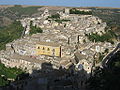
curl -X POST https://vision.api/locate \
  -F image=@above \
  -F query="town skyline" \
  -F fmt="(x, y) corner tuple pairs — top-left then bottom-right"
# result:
(0, 0), (120, 8)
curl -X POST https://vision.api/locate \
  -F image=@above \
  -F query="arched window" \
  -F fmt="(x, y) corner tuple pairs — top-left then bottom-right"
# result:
(47, 48), (50, 51)
(43, 47), (45, 50)
(38, 47), (40, 49)
(52, 49), (55, 55)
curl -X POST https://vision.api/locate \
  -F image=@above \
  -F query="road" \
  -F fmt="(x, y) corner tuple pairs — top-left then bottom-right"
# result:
(101, 43), (120, 68)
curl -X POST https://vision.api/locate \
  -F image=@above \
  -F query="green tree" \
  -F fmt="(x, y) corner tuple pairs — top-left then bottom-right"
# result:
(0, 63), (24, 86)
(48, 13), (60, 19)
(30, 21), (43, 35)
(70, 8), (92, 15)
(87, 30), (117, 43)
(0, 21), (24, 50)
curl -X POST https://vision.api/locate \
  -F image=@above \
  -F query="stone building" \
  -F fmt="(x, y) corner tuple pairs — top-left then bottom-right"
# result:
(64, 8), (70, 14)
(36, 41), (62, 57)
(74, 51), (92, 74)
(41, 8), (50, 18)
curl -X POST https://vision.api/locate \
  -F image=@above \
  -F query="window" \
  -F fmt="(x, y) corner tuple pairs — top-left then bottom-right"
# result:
(47, 48), (50, 51)
(38, 47), (40, 49)
(43, 47), (45, 50)
(52, 49), (55, 55)
(52, 49), (55, 52)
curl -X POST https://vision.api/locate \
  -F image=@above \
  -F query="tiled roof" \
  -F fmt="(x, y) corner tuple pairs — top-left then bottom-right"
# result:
(74, 51), (86, 60)
(37, 41), (60, 47)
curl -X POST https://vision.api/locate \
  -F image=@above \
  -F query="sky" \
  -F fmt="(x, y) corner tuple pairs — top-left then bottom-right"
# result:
(0, 0), (120, 8)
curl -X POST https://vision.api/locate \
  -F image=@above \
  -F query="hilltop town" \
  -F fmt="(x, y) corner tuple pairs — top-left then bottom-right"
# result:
(0, 7), (119, 90)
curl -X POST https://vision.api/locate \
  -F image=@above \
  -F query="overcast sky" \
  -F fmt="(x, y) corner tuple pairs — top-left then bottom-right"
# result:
(0, 0), (120, 8)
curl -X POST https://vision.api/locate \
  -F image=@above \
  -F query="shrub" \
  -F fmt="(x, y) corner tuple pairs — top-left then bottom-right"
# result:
(70, 8), (92, 15)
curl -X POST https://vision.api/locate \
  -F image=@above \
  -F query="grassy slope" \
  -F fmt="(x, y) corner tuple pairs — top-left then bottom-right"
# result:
(92, 8), (120, 35)
(0, 5), (42, 21)
(0, 21), (24, 50)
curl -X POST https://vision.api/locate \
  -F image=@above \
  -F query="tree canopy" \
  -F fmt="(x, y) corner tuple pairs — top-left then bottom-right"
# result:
(70, 8), (92, 15)
(86, 30), (117, 44)
(0, 63), (24, 86)
(30, 21), (43, 35)
(0, 21), (24, 50)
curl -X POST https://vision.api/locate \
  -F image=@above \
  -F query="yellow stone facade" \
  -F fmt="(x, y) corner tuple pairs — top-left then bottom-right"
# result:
(36, 42), (61, 57)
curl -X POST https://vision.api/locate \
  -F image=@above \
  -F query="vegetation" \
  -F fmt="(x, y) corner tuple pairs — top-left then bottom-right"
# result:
(0, 63), (24, 86)
(98, 53), (105, 62)
(96, 49), (109, 63)
(48, 13), (60, 19)
(115, 61), (120, 67)
(8, 5), (41, 16)
(30, 21), (43, 35)
(87, 67), (120, 90)
(55, 19), (70, 23)
(0, 5), (42, 20)
(0, 16), (13, 27)
(87, 50), (120, 90)
(70, 8), (92, 15)
(109, 51), (120, 69)
(86, 30), (117, 43)
(0, 5), (42, 28)
(92, 8), (120, 35)
(0, 21), (24, 50)
(48, 13), (70, 23)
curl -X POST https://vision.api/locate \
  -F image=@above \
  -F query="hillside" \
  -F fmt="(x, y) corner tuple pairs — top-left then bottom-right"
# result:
(0, 5), (120, 49)
(91, 7), (120, 35)
(0, 5), (120, 88)
(0, 5), (43, 27)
